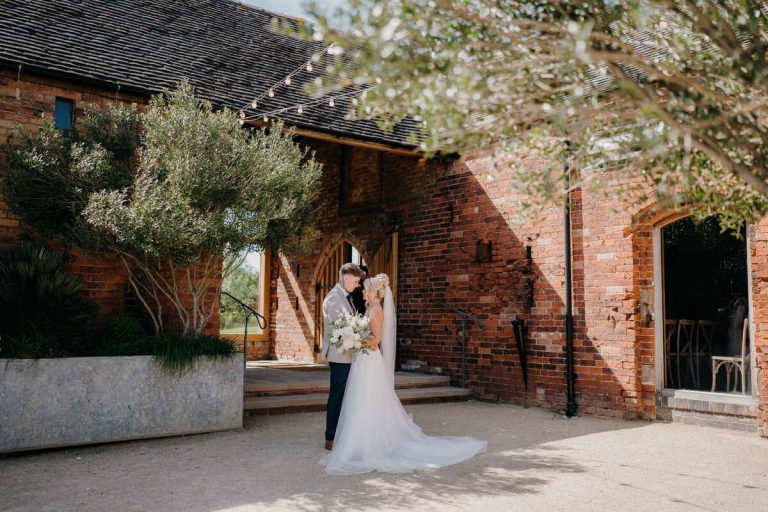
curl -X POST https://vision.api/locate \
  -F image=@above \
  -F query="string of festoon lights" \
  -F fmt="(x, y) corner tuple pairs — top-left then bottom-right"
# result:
(237, 42), (374, 125)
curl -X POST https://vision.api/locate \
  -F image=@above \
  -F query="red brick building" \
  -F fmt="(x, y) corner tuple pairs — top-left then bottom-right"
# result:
(2, 0), (767, 436)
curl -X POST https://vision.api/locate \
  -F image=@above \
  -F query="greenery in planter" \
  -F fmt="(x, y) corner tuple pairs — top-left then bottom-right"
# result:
(99, 314), (236, 374)
(98, 314), (154, 356)
(151, 334), (236, 376)
(5, 80), (322, 338)
(0, 245), (234, 375)
(0, 243), (96, 358)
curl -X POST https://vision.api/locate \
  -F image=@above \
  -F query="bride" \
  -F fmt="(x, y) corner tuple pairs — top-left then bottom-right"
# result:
(320, 273), (487, 475)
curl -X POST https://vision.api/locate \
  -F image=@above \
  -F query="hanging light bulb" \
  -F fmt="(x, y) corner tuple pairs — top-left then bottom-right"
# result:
(263, 116), (268, 122)
(285, 77), (292, 85)
(297, 106), (304, 114)
(268, 89), (274, 97)
(239, 111), (246, 119)
(351, 98), (358, 106)
(238, 119), (245, 126)
(251, 100), (257, 109)
(329, 98), (335, 107)
(306, 63), (313, 72)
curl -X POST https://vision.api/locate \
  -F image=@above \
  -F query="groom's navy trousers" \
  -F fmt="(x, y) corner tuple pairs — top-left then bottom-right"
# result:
(325, 362), (352, 441)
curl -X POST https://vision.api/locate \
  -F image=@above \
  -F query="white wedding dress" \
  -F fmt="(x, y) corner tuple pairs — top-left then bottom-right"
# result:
(320, 287), (487, 475)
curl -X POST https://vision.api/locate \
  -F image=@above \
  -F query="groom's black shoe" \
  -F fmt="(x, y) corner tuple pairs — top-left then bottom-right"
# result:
(324, 440), (333, 451)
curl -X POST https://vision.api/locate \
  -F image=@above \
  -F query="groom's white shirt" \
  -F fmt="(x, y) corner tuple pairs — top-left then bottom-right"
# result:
(322, 283), (355, 364)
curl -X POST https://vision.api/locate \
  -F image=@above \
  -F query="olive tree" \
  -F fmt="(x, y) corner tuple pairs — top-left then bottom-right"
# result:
(6, 81), (322, 336)
(305, 0), (768, 229)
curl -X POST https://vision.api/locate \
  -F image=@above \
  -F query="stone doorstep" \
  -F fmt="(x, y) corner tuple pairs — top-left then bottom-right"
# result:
(243, 386), (472, 413)
(244, 373), (451, 396)
(656, 389), (758, 432)
(658, 389), (757, 417)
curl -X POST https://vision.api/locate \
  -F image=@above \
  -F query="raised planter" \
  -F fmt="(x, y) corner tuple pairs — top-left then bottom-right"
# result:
(0, 354), (244, 453)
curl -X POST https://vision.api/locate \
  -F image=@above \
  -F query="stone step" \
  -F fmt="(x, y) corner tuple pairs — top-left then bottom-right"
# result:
(243, 386), (472, 415)
(245, 373), (451, 397)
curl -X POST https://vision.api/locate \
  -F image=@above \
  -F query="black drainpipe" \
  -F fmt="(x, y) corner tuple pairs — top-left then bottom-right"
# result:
(564, 146), (577, 418)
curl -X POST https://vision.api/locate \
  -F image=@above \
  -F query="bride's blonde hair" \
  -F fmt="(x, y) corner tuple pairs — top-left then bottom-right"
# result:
(363, 273), (390, 304)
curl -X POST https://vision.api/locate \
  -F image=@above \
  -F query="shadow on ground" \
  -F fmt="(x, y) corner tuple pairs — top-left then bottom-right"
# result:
(0, 402), (632, 512)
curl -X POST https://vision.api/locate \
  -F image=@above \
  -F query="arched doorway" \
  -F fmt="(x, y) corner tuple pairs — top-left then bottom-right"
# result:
(313, 233), (398, 360)
(655, 216), (751, 394)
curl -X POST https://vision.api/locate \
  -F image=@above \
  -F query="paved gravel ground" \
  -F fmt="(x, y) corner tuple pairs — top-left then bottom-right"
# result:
(2, 401), (768, 511)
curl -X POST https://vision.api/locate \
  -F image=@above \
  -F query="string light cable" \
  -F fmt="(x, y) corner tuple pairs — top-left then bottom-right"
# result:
(236, 42), (338, 118)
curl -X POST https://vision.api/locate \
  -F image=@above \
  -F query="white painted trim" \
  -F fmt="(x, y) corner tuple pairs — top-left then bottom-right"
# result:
(746, 224), (757, 397)
(653, 225), (665, 390)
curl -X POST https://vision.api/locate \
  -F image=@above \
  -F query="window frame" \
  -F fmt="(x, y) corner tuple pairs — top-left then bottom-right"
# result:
(53, 97), (75, 129)
(220, 249), (271, 346)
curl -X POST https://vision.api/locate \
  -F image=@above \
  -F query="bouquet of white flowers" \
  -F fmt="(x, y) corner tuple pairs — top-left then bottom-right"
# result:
(328, 310), (372, 355)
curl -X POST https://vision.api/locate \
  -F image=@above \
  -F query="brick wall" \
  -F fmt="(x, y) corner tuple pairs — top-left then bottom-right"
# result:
(272, 137), (768, 434)
(750, 218), (768, 436)
(0, 70), (217, 336)
(6, 70), (766, 434)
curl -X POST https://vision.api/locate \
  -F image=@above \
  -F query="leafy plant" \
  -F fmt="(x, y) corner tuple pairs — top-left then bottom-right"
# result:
(0, 243), (96, 358)
(151, 334), (236, 375)
(99, 314), (153, 356)
(307, 0), (768, 230)
(4, 107), (137, 249)
(83, 80), (322, 336)
(4, 81), (322, 338)
(98, 316), (234, 374)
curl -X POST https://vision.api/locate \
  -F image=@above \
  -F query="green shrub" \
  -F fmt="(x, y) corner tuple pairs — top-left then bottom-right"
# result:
(0, 243), (96, 358)
(151, 334), (237, 375)
(3, 109), (136, 249)
(99, 314), (152, 356)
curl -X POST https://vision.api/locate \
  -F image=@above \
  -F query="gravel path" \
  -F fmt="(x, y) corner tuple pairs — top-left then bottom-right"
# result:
(2, 401), (768, 511)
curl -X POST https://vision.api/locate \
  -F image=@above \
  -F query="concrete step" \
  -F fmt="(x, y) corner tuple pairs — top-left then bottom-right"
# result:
(245, 373), (451, 397)
(243, 386), (472, 415)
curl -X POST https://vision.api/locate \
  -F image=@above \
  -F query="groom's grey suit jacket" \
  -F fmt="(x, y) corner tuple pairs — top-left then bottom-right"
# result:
(322, 283), (355, 364)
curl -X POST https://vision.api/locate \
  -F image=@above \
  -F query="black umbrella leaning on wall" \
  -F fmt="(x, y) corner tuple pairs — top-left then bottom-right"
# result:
(511, 315), (528, 390)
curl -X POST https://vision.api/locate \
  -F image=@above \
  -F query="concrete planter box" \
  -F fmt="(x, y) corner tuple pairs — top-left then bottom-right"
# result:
(0, 354), (244, 453)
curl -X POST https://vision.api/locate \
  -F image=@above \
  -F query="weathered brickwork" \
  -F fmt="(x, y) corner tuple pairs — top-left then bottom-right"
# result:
(271, 138), (768, 434)
(3, 69), (766, 435)
(750, 218), (768, 436)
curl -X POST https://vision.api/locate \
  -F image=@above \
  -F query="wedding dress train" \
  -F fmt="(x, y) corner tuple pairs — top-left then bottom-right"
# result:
(320, 288), (486, 475)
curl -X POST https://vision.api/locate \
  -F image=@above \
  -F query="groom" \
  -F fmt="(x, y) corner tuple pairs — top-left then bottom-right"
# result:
(322, 262), (367, 450)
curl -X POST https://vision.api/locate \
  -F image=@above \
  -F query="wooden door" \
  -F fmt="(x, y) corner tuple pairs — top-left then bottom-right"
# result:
(314, 241), (353, 357)
(368, 232), (398, 305)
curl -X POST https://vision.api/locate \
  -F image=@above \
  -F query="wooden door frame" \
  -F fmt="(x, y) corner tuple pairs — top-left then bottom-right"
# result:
(221, 249), (272, 348)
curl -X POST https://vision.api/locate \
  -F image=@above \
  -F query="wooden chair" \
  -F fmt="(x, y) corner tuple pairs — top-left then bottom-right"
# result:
(664, 319), (678, 388)
(693, 320), (716, 390)
(676, 319), (696, 389)
(711, 318), (749, 393)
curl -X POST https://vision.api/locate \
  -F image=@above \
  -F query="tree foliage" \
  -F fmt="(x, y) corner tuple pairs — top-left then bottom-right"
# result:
(5, 81), (322, 337)
(4, 106), (138, 248)
(308, 0), (768, 229)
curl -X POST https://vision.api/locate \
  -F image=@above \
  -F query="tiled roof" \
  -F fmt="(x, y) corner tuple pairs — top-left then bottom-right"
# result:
(0, 0), (420, 148)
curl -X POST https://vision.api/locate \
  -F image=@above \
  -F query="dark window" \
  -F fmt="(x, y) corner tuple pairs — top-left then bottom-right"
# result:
(54, 98), (74, 129)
